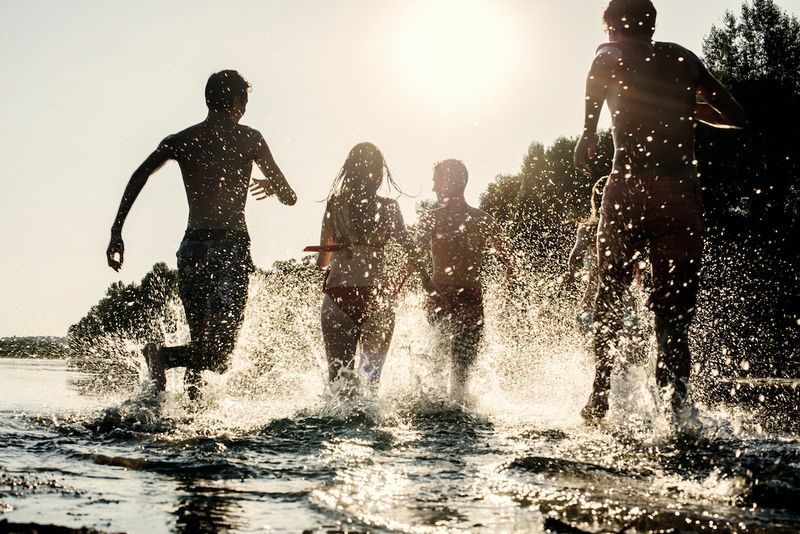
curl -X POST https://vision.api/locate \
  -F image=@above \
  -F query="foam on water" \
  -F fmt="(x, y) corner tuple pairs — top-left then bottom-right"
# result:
(3, 260), (799, 531)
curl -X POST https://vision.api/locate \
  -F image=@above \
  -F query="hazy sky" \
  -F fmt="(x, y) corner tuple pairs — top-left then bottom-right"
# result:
(1, 0), (798, 337)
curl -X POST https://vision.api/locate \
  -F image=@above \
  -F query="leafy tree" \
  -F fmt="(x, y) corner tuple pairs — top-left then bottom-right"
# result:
(701, 0), (800, 235)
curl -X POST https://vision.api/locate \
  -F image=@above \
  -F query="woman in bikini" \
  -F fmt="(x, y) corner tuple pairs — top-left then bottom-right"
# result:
(315, 142), (439, 392)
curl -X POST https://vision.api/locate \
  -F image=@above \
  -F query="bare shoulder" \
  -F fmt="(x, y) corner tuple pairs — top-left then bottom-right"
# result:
(655, 41), (704, 76)
(235, 123), (266, 144)
(169, 122), (204, 142)
(595, 42), (624, 64)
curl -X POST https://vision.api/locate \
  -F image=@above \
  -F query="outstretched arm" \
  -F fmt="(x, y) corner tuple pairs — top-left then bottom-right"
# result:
(107, 142), (172, 271)
(575, 50), (612, 175)
(695, 65), (747, 129)
(392, 204), (440, 295)
(252, 135), (297, 205)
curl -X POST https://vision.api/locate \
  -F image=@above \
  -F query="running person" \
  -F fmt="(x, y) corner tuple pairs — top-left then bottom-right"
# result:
(106, 70), (297, 398)
(565, 176), (646, 364)
(315, 142), (440, 392)
(417, 160), (516, 402)
(565, 176), (608, 330)
(574, 0), (747, 420)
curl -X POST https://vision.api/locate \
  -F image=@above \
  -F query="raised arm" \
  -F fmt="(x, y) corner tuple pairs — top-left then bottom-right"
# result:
(106, 141), (172, 271)
(574, 50), (612, 175)
(252, 133), (297, 205)
(695, 62), (747, 129)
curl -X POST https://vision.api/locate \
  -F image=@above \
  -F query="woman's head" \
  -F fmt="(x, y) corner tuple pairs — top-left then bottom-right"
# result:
(332, 142), (388, 199)
(326, 142), (401, 242)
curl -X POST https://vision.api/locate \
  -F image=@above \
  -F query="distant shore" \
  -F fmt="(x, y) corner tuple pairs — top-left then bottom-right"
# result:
(0, 337), (70, 359)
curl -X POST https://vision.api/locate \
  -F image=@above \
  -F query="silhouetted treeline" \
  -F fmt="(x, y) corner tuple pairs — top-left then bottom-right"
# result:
(66, 258), (325, 392)
(0, 336), (70, 359)
(479, 0), (800, 379)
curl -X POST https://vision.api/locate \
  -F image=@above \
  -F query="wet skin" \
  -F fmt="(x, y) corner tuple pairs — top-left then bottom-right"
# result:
(419, 175), (515, 289)
(106, 96), (296, 271)
(574, 32), (747, 178)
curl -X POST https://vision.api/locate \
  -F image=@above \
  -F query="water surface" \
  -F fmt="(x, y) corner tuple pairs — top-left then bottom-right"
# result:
(1, 357), (799, 533)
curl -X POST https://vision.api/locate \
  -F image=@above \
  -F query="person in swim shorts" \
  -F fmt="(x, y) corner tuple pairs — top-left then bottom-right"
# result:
(574, 0), (746, 421)
(106, 70), (297, 398)
(417, 159), (516, 402)
(315, 142), (441, 393)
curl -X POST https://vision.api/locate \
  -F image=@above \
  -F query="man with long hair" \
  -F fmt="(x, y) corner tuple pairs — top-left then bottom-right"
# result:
(574, 0), (747, 421)
(107, 70), (297, 398)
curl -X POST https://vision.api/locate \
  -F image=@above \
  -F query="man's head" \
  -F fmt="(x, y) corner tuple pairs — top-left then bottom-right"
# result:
(603, 0), (657, 40)
(205, 70), (251, 119)
(433, 159), (468, 203)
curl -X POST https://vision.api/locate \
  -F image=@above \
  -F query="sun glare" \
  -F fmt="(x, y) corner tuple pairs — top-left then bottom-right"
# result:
(392, 0), (518, 109)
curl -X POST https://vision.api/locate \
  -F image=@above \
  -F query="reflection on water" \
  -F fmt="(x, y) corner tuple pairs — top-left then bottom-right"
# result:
(2, 357), (800, 533)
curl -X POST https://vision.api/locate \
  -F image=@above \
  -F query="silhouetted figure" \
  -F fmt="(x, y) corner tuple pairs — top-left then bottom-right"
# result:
(565, 176), (646, 366)
(107, 70), (297, 398)
(574, 0), (746, 421)
(315, 142), (439, 394)
(565, 177), (608, 328)
(417, 160), (516, 402)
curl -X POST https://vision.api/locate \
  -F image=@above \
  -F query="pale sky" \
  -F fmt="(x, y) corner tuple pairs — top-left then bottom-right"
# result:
(1, 0), (797, 337)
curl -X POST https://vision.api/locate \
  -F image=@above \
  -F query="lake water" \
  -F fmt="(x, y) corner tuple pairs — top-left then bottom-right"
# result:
(1, 356), (799, 533)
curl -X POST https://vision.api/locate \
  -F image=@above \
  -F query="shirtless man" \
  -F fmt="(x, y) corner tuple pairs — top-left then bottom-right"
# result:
(106, 70), (297, 397)
(418, 159), (516, 401)
(574, 0), (747, 421)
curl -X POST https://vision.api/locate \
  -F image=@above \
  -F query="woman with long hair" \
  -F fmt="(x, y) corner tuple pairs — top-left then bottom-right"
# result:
(315, 142), (439, 392)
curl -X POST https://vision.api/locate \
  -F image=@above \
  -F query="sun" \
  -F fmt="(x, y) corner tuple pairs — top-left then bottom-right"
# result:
(391, 0), (518, 109)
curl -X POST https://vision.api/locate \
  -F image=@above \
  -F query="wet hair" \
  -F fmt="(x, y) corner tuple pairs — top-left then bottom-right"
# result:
(205, 70), (251, 111)
(603, 0), (657, 38)
(325, 142), (402, 243)
(583, 176), (608, 225)
(433, 159), (469, 194)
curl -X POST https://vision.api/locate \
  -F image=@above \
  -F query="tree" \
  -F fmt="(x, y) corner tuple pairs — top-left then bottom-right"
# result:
(701, 0), (800, 236)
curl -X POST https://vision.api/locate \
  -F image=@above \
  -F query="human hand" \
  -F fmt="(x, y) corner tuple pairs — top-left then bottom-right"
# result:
(574, 132), (598, 176)
(250, 178), (276, 200)
(107, 234), (124, 271)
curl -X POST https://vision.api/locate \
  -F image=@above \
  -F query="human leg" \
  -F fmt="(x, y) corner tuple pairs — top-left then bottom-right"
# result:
(646, 176), (704, 413)
(143, 240), (209, 392)
(584, 180), (638, 420)
(447, 288), (484, 402)
(359, 305), (395, 386)
(321, 294), (360, 386)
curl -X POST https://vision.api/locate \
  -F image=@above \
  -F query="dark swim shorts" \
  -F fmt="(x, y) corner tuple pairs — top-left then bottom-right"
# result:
(426, 285), (484, 367)
(597, 174), (704, 321)
(175, 229), (254, 371)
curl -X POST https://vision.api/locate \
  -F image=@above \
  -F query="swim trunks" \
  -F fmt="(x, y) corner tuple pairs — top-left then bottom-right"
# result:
(597, 174), (703, 320)
(426, 284), (484, 366)
(175, 229), (254, 371)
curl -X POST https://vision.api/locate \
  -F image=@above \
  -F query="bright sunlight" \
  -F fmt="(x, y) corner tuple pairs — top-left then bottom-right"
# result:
(391, 0), (518, 109)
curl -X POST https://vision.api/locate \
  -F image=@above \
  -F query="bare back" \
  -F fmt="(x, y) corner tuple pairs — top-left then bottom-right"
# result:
(598, 41), (702, 178)
(163, 121), (267, 231)
(421, 203), (499, 289)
